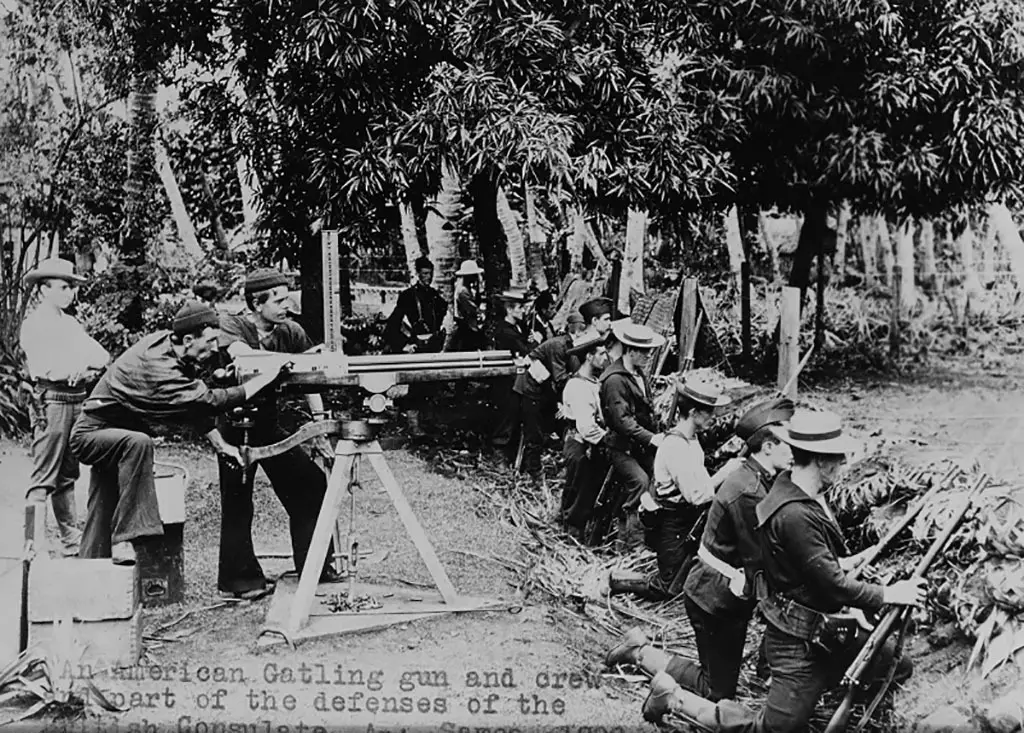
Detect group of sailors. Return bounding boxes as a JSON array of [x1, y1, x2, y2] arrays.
[[22, 254, 928, 730]]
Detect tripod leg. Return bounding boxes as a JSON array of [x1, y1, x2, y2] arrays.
[[285, 450, 354, 635], [365, 451, 459, 604]]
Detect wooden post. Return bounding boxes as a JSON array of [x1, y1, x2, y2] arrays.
[[815, 253, 826, 352], [741, 261, 752, 360], [890, 265, 902, 360], [778, 287, 801, 399], [678, 278, 699, 372], [322, 231, 343, 352]]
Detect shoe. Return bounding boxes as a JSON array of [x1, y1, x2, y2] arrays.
[[320, 565, 346, 584], [111, 541, 136, 566], [642, 672, 679, 723], [219, 586, 273, 601], [608, 570, 652, 597], [604, 626, 649, 668], [641, 672, 719, 726]]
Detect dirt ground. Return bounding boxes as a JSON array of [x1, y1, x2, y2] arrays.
[[2, 353, 1023, 732]]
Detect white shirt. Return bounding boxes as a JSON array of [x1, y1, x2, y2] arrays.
[[20, 303, 109, 382], [561, 375, 606, 445], [651, 431, 714, 505]]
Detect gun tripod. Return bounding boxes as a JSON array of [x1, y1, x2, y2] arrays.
[[257, 419, 502, 647]]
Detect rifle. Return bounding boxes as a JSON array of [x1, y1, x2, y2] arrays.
[[667, 310, 705, 425], [823, 471, 989, 733]]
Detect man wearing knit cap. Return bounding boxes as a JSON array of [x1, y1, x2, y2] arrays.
[[216, 268, 342, 597], [70, 301, 286, 565], [578, 297, 614, 338]]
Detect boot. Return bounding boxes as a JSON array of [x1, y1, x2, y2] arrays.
[[50, 487, 82, 557], [604, 626, 649, 668], [407, 410, 426, 438], [608, 569, 653, 597], [642, 672, 719, 726], [111, 541, 137, 566]]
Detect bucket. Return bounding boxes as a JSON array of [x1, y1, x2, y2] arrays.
[[154, 462, 187, 524]]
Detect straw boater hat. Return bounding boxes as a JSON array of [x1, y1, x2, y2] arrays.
[[610, 321, 666, 350], [24, 258, 86, 286], [676, 376, 731, 408], [497, 288, 529, 303], [455, 260, 484, 277], [567, 330, 611, 356], [770, 409, 860, 455], [735, 397, 796, 441]]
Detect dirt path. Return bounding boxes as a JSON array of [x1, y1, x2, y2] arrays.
[[2, 353, 1023, 732]]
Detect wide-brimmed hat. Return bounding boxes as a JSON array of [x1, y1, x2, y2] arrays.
[[676, 376, 731, 408], [567, 330, 611, 356], [611, 321, 666, 350], [455, 260, 484, 277], [736, 396, 796, 441], [770, 409, 860, 455], [24, 258, 86, 286], [579, 297, 613, 322], [497, 288, 529, 303]]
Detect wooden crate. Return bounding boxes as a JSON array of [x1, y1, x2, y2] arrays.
[[29, 558, 141, 668]]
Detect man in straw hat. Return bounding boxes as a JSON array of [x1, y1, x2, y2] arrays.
[[606, 396, 795, 702], [636, 409, 925, 730], [598, 321, 665, 549], [608, 377, 741, 599], [451, 259, 485, 351], [558, 329, 612, 538], [215, 268, 343, 597], [20, 257, 110, 556], [70, 301, 288, 565]]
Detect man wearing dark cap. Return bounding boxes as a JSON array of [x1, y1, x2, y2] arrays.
[[70, 302, 285, 564], [564, 313, 586, 337], [384, 256, 448, 354], [216, 268, 342, 597], [579, 297, 613, 338], [606, 396, 795, 706]]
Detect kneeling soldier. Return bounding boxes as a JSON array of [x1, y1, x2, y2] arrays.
[[605, 397, 794, 701], [631, 410, 925, 731]]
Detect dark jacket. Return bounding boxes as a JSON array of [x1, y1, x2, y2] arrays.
[[493, 319, 532, 357], [599, 357, 657, 453], [684, 457, 774, 617], [513, 333, 578, 400], [756, 471, 885, 615], [384, 284, 448, 353]]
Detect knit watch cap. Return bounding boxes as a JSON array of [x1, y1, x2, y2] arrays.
[[172, 301, 220, 336], [244, 268, 289, 294]]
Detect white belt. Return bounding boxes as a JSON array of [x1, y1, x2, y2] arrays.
[[697, 545, 747, 598]]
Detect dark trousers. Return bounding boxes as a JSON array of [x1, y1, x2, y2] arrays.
[[69, 413, 164, 558], [28, 392, 83, 548], [686, 622, 913, 733], [217, 423, 335, 593], [492, 391, 544, 477], [664, 596, 752, 702], [648, 502, 705, 596], [561, 436, 608, 528], [607, 447, 653, 511]]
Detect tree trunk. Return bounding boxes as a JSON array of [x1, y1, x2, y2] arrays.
[[497, 187, 528, 288], [958, 219, 983, 298], [584, 218, 610, 268], [788, 204, 829, 302], [987, 203, 1024, 291], [896, 219, 918, 312], [621, 208, 648, 315], [426, 162, 461, 309], [200, 169, 230, 251], [981, 216, 997, 288], [758, 212, 781, 283], [834, 202, 851, 287], [399, 200, 422, 281], [469, 170, 509, 309], [920, 219, 937, 293], [877, 216, 895, 288], [154, 140, 202, 259], [859, 215, 877, 287], [523, 185, 549, 291], [567, 206, 586, 274], [725, 207, 745, 304], [123, 68, 158, 268]]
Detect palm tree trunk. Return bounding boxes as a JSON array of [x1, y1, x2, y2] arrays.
[[123, 68, 158, 268], [987, 203, 1024, 291], [877, 216, 895, 288], [896, 219, 918, 312], [920, 219, 937, 293], [399, 200, 422, 281], [621, 208, 647, 315], [469, 170, 510, 307], [981, 215, 997, 288], [497, 187, 528, 288], [725, 206, 745, 294], [567, 206, 586, 275], [834, 202, 851, 287], [523, 185, 548, 291], [426, 163, 461, 309], [859, 215, 877, 287], [958, 218, 982, 297], [154, 140, 203, 259]]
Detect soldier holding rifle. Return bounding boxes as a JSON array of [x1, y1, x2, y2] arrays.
[[634, 410, 926, 732]]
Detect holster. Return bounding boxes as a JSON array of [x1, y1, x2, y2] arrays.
[[760, 594, 860, 656]]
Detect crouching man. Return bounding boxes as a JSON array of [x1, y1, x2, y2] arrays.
[[626, 410, 925, 732], [70, 301, 286, 565]]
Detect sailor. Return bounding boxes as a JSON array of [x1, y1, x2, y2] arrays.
[[564, 312, 586, 337], [527, 290, 557, 346], [492, 288, 540, 474], [384, 255, 448, 354], [451, 260, 485, 351], [558, 330, 612, 537], [20, 258, 110, 556], [636, 410, 925, 732], [578, 297, 614, 339], [215, 268, 343, 597], [70, 301, 285, 564], [605, 397, 795, 700]]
